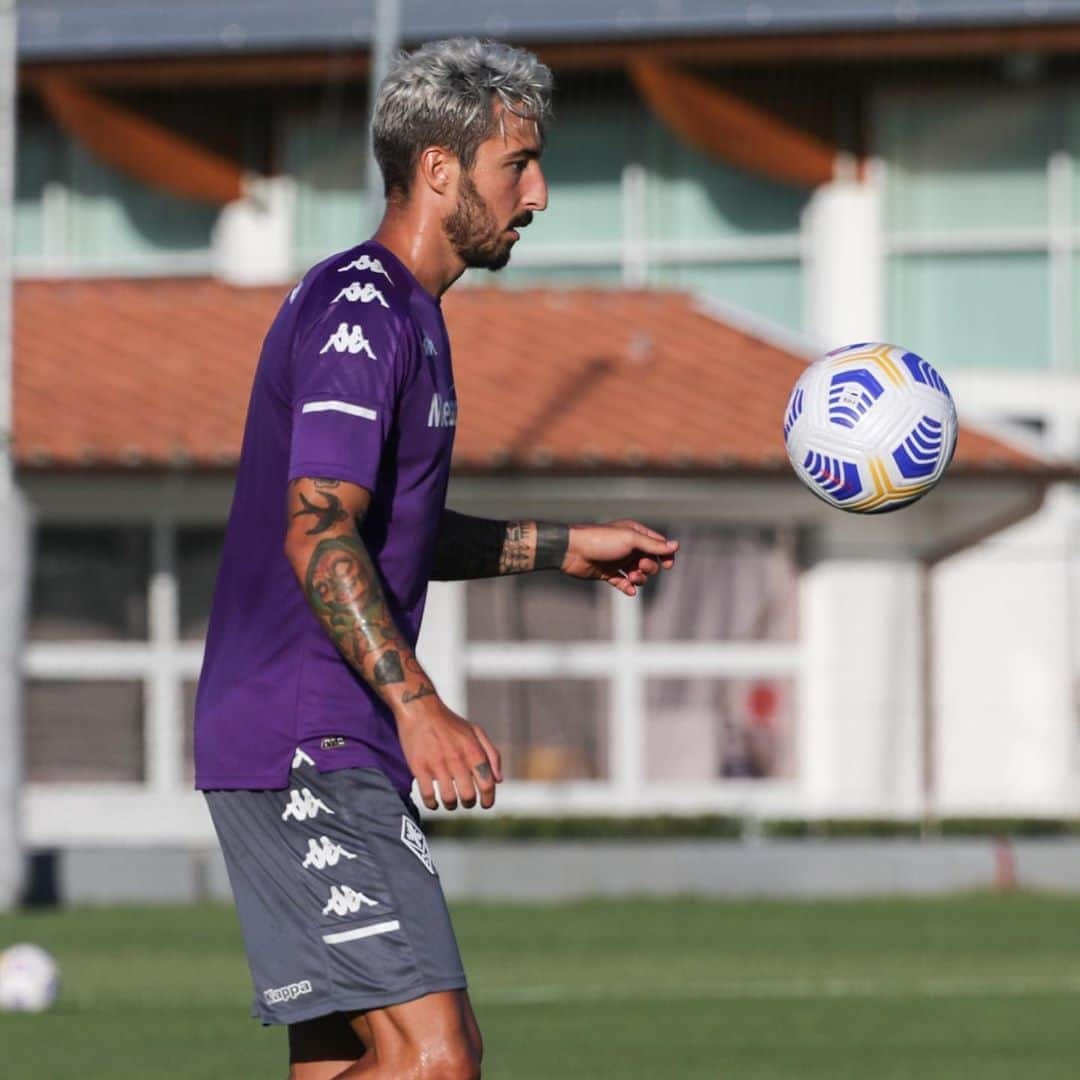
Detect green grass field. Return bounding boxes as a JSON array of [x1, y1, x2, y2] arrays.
[[4, 893, 1080, 1078]]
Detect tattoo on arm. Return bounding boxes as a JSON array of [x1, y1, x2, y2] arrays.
[[498, 522, 533, 574], [304, 534, 431, 706], [292, 490, 348, 535], [534, 522, 570, 572], [430, 511, 569, 579], [372, 651, 404, 685]]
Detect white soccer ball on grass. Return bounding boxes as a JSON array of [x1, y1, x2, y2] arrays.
[[0, 942, 60, 1013]]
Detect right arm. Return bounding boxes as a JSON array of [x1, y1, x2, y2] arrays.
[[284, 476, 502, 810]]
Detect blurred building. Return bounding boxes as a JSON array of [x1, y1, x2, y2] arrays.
[[10, 2, 1080, 857]]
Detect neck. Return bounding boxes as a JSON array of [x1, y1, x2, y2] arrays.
[[371, 202, 465, 299]]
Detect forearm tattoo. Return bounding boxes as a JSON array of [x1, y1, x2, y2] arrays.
[[292, 490, 348, 536], [534, 522, 570, 572], [301, 519, 434, 706], [430, 510, 569, 579]]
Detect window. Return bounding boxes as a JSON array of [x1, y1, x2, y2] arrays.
[[879, 90, 1064, 372], [24, 520, 222, 788], [31, 527, 151, 642], [463, 524, 801, 789], [25, 680, 145, 783], [283, 93, 806, 329], [15, 116, 217, 272]]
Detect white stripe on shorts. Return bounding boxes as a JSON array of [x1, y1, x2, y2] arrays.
[[301, 400, 378, 421], [322, 919, 401, 945]]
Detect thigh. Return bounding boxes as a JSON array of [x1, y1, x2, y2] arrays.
[[348, 989, 479, 1072]]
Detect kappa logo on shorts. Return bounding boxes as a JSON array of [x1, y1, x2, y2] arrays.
[[303, 836, 358, 870], [263, 979, 313, 1006], [281, 788, 335, 822], [401, 815, 435, 875], [291, 748, 315, 769], [322, 884, 379, 916]]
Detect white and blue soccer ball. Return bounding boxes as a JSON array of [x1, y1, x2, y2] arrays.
[[0, 943, 60, 1013], [783, 342, 958, 513]]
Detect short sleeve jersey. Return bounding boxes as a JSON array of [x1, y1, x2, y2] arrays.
[[193, 241, 457, 795]]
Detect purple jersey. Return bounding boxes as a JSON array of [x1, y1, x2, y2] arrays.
[[194, 241, 456, 794]]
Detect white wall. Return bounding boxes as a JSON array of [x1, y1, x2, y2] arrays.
[[801, 558, 924, 816], [934, 487, 1078, 815]]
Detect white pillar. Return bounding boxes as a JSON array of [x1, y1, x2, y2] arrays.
[[801, 556, 923, 816], [802, 163, 885, 351], [211, 175, 296, 286], [0, 0, 21, 911], [416, 581, 467, 715]]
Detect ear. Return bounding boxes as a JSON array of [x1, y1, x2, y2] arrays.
[[417, 146, 458, 197]]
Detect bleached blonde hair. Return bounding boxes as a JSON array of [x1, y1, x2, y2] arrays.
[[372, 37, 553, 197]]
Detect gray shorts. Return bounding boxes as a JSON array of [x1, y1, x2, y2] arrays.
[[205, 754, 466, 1026]]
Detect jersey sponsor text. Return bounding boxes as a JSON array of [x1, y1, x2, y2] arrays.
[[427, 393, 457, 429]]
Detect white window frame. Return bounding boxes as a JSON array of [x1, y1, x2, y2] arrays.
[[19, 474, 811, 844]]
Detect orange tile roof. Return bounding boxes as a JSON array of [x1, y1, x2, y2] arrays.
[[13, 277, 1041, 475]]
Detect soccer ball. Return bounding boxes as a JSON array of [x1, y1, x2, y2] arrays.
[[783, 342, 957, 513], [0, 943, 60, 1013]]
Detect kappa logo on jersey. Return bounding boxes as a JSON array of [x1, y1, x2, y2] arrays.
[[337, 253, 393, 284], [321, 322, 377, 360], [281, 787, 335, 822], [333, 281, 390, 308], [322, 884, 379, 916], [401, 815, 435, 875], [288, 276, 306, 304], [291, 748, 315, 769], [263, 979, 313, 1005], [427, 392, 457, 429], [423, 335, 438, 357], [302, 836, 358, 870]]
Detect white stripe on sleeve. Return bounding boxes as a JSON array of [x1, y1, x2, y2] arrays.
[[301, 400, 378, 421]]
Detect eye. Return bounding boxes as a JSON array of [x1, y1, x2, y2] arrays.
[[510, 159, 528, 173]]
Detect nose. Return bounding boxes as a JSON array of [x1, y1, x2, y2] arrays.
[[524, 162, 548, 213]]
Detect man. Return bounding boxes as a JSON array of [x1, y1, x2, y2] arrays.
[[194, 37, 678, 1079]]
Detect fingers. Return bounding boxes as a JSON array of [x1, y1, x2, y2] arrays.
[[416, 771, 438, 812], [472, 724, 503, 785], [631, 531, 679, 558], [422, 727, 502, 811]]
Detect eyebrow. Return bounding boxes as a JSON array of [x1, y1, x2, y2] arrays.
[[501, 147, 542, 162]]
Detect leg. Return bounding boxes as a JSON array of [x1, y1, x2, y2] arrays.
[[288, 1012, 370, 1080], [330, 989, 481, 1079]]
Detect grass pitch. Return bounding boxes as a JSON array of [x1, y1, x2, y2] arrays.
[[3, 893, 1080, 1077]]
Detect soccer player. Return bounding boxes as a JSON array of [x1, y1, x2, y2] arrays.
[[194, 38, 678, 1080]]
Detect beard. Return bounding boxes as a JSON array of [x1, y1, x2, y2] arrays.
[[443, 172, 529, 271]]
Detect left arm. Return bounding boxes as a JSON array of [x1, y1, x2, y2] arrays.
[[431, 510, 678, 596], [430, 511, 570, 580]]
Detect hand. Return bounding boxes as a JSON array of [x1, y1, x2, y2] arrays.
[[396, 697, 503, 811], [561, 520, 679, 596]]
